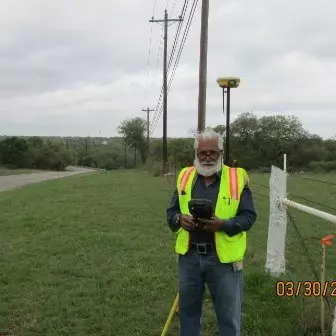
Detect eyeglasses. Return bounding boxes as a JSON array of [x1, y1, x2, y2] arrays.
[[197, 150, 220, 160]]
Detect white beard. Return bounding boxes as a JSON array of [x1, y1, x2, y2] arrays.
[[194, 156, 223, 177]]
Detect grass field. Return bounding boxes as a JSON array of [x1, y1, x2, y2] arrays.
[[0, 169, 335, 335], [0, 168, 42, 176]]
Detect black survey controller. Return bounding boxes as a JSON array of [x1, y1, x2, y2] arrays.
[[188, 199, 214, 220]]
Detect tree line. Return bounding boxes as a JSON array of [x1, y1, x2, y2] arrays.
[[1, 113, 335, 173], [118, 113, 336, 174], [0, 136, 74, 171], [0, 135, 140, 171]]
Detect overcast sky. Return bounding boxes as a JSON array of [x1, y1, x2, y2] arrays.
[[1, 0, 335, 139]]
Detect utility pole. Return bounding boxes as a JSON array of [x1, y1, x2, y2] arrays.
[[149, 10, 182, 174], [141, 107, 154, 151], [197, 0, 210, 133]]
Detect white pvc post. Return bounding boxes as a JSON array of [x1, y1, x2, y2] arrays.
[[265, 165, 287, 276], [283, 154, 287, 173], [332, 306, 336, 336]]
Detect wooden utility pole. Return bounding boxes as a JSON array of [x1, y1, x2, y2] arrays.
[[141, 107, 154, 150], [149, 10, 182, 174], [197, 0, 209, 133]]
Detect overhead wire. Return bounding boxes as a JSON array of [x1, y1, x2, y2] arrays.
[[150, 0, 198, 135], [149, 0, 190, 135], [165, 0, 171, 10], [152, 0, 158, 16], [144, 0, 161, 108], [150, 0, 190, 135], [154, 0, 198, 134], [144, 24, 154, 106], [167, 0, 198, 92]]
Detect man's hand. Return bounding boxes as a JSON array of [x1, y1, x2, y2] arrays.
[[196, 216, 222, 232], [180, 215, 196, 231]]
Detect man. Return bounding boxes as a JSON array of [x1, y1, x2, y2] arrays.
[[166, 128, 257, 336]]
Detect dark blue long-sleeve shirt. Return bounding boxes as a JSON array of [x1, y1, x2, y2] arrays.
[[166, 170, 257, 244]]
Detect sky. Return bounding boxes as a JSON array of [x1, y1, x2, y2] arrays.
[[0, 0, 335, 140]]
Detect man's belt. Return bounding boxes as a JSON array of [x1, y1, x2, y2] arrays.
[[190, 242, 215, 255]]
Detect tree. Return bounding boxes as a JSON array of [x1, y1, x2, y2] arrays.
[[209, 112, 324, 170], [168, 138, 194, 168], [212, 125, 225, 135], [117, 117, 147, 164], [0, 137, 29, 168]]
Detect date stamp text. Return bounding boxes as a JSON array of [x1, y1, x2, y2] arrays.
[[276, 281, 336, 297]]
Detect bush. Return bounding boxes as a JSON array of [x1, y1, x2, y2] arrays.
[[0, 136, 74, 171], [103, 160, 120, 170], [149, 161, 163, 177], [79, 155, 97, 168], [309, 161, 336, 172]]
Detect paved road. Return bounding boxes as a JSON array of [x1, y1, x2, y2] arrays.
[[0, 166, 98, 192]]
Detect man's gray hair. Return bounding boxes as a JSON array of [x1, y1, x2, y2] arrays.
[[194, 128, 224, 150]]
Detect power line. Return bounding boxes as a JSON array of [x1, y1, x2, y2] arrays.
[[149, 1, 189, 135], [167, 0, 189, 72], [165, 0, 171, 10], [150, 0, 198, 135], [152, 0, 158, 16], [168, 0, 198, 91], [144, 0, 162, 111], [152, 29, 164, 106], [149, 10, 182, 173], [144, 24, 154, 106], [150, 1, 192, 131]]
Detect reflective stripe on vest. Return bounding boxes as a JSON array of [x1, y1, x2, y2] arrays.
[[175, 165, 248, 263], [180, 166, 195, 195], [229, 167, 239, 200]]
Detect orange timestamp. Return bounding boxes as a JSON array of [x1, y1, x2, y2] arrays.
[[276, 281, 336, 297]]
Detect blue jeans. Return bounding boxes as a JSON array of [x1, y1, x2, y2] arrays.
[[178, 249, 243, 336]]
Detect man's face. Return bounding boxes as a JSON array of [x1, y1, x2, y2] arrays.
[[194, 138, 222, 177], [196, 138, 220, 167]]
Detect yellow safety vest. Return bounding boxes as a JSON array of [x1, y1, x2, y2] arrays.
[[175, 165, 248, 263]]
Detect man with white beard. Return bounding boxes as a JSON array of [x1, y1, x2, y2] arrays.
[[166, 128, 257, 336]]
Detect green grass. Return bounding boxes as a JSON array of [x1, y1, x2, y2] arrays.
[[0, 170, 335, 335], [0, 168, 43, 176]]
